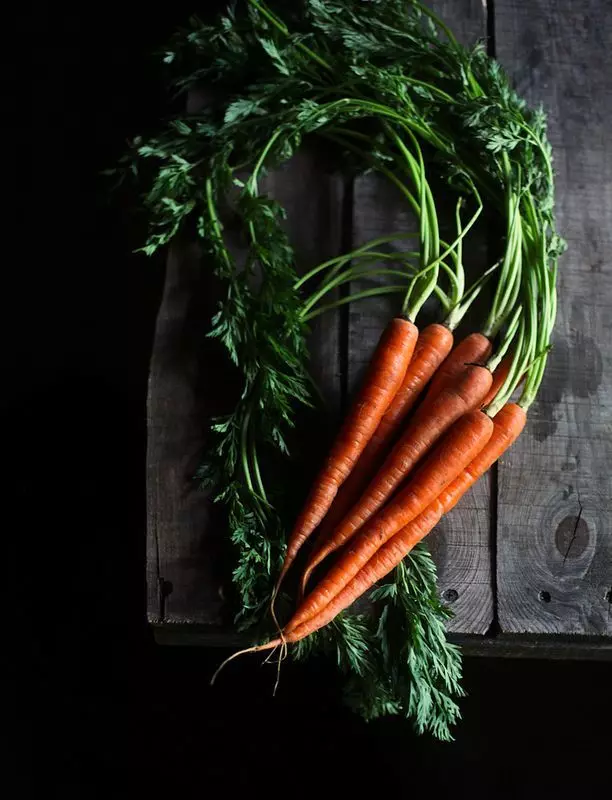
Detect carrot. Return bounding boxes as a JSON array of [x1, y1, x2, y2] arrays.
[[437, 402, 526, 513], [423, 331, 492, 402], [360, 323, 455, 459], [285, 505, 444, 642], [300, 322, 453, 591], [285, 402, 526, 641], [210, 404, 527, 677], [285, 408, 494, 633], [300, 362, 493, 584], [301, 331, 492, 595], [273, 316, 418, 593]]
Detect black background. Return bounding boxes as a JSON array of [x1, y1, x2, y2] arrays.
[[5, 3, 610, 797]]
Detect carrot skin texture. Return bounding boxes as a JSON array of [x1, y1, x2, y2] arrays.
[[424, 332, 492, 402], [364, 323, 455, 455], [276, 317, 417, 585], [285, 403, 526, 641], [305, 364, 493, 572], [301, 323, 453, 590], [285, 408, 494, 633], [286, 504, 445, 641], [438, 402, 526, 513]]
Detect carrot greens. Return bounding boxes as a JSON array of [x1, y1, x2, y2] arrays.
[[118, 0, 564, 740]]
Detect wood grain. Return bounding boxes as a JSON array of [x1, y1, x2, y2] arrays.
[[146, 149, 344, 624], [265, 153, 344, 419], [494, 0, 612, 634], [349, 0, 493, 634], [146, 241, 228, 624]]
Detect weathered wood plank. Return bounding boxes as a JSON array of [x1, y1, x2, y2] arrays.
[[266, 153, 344, 419], [150, 623, 612, 660], [495, 0, 612, 635], [349, 0, 493, 634], [146, 149, 344, 624], [146, 240, 228, 624]]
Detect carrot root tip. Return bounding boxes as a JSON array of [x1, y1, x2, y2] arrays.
[[210, 640, 280, 685]]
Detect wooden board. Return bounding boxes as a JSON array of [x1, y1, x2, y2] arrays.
[[494, 0, 612, 634], [266, 154, 345, 421], [146, 152, 344, 624], [146, 240, 226, 624], [349, 0, 494, 634], [146, 1, 612, 647]]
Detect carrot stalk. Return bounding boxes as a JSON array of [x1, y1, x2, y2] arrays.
[[480, 355, 512, 409], [286, 402, 526, 641], [286, 408, 494, 633], [273, 316, 418, 597]]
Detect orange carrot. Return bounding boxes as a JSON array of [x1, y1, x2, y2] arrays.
[[211, 406, 527, 671], [301, 331, 490, 594], [300, 363, 493, 583], [423, 332, 492, 402], [301, 322, 453, 591], [285, 408, 494, 633], [274, 316, 417, 593], [437, 402, 526, 513], [285, 505, 444, 642], [285, 403, 526, 641]]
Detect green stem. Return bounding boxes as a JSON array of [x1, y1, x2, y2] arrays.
[[443, 260, 500, 330], [247, 0, 333, 72], [205, 178, 233, 272], [322, 131, 421, 216], [519, 233, 556, 409], [454, 198, 466, 306], [412, 0, 459, 47], [403, 193, 482, 319], [486, 319, 527, 417], [482, 187, 523, 338], [250, 438, 269, 506], [487, 305, 522, 373], [247, 127, 285, 195], [240, 405, 256, 496], [294, 236, 419, 289], [388, 126, 440, 319], [300, 265, 414, 317], [303, 286, 408, 321], [334, 97, 445, 148], [383, 125, 425, 197]]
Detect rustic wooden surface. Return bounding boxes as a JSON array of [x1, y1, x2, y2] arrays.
[[146, 152, 346, 626], [350, 0, 494, 635], [146, 1, 612, 646], [146, 240, 228, 624], [495, 0, 612, 635]]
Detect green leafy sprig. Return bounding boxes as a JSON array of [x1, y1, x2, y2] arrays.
[[120, 0, 563, 738]]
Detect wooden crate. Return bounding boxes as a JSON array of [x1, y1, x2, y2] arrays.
[[146, 0, 612, 656]]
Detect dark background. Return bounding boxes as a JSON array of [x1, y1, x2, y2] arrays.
[[5, 3, 610, 797]]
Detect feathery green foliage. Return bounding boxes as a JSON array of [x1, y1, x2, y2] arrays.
[[118, 0, 563, 738]]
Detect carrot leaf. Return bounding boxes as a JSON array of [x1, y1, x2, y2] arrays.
[[117, 0, 563, 740]]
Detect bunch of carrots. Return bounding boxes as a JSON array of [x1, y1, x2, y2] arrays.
[[213, 123, 557, 679]]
